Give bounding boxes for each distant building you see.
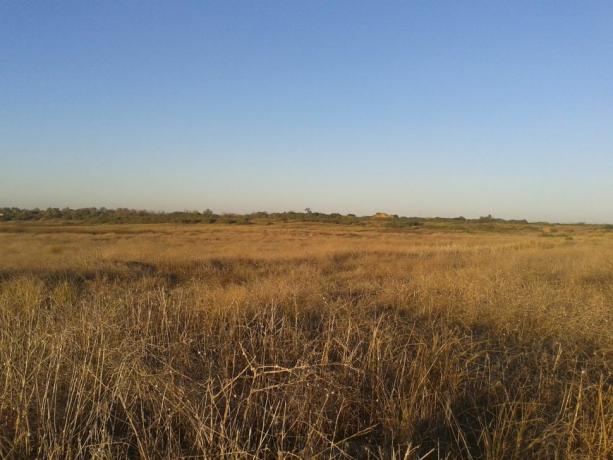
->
[373,212,391,219]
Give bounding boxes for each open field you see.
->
[0,222,611,458]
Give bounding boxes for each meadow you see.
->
[0,221,611,458]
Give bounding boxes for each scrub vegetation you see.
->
[0,221,611,458]
[0,207,534,227]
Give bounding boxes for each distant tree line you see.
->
[0,207,244,224]
[0,208,368,225]
[0,207,534,226]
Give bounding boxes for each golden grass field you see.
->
[0,222,611,458]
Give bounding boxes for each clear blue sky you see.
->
[1,1,612,222]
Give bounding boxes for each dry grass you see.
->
[0,223,611,458]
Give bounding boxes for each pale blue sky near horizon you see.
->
[1,1,612,223]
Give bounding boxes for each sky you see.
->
[1,1,612,223]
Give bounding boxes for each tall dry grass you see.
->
[0,223,611,458]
